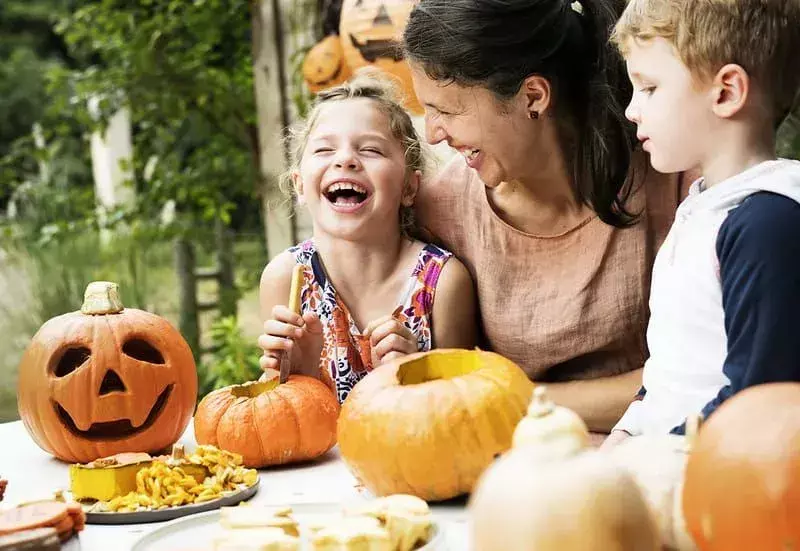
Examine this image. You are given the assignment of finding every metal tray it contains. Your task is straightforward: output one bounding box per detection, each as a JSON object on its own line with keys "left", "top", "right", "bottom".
{"left": 84, "top": 478, "right": 259, "bottom": 525}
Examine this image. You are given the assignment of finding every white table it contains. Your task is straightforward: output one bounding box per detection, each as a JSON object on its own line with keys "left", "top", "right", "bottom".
{"left": 0, "top": 421, "right": 468, "bottom": 550}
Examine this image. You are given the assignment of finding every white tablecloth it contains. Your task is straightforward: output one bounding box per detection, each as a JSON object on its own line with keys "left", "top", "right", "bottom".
{"left": 0, "top": 421, "right": 468, "bottom": 550}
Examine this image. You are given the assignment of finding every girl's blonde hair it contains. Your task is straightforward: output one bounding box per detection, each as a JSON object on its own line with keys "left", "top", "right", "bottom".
{"left": 284, "top": 70, "right": 425, "bottom": 236}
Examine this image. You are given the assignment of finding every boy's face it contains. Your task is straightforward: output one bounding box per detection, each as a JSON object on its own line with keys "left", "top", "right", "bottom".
{"left": 623, "top": 37, "right": 717, "bottom": 174}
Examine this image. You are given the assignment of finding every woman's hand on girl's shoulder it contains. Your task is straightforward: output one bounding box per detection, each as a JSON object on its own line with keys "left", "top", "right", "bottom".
{"left": 258, "top": 251, "right": 324, "bottom": 378}
{"left": 432, "top": 256, "right": 478, "bottom": 350}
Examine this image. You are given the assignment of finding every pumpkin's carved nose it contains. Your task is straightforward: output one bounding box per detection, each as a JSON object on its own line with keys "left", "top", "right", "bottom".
{"left": 372, "top": 4, "right": 392, "bottom": 25}
{"left": 99, "top": 370, "right": 127, "bottom": 395}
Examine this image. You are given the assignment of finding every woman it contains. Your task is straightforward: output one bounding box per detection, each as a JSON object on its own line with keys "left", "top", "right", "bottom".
{"left": 403, "top": 0, "right": 689, "bottom": 432}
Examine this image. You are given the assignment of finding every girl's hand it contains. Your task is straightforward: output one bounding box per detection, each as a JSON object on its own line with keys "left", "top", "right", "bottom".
{"left": 599, "top": 429, "right": 632, "bottom": 450}
{"left": 366, "top": 314, "right": 418, "bottom": 365}
{"left": 258, "top": 305, "right": 324, "bottom": 378}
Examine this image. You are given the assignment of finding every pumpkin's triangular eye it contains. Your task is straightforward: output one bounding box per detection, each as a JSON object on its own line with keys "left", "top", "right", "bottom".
{"left": 53, "top": 347, "right": 91, "bottom": 377}
{"left": 122, "top": 339, "right": 165, "bottom": 365}
{"left": 99, "top": 369, "right": 127, "bottom": 395}
{"left": 372, "top": 3, "right": 392, "bottom": 26}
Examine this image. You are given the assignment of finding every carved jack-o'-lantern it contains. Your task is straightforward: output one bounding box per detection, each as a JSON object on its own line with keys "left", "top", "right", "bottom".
{"left": 339, "top": 0, "right": 422, "bottom": 114}
{"left": 17, "top": 282, "right": 197, "bottom": 464}
{"left": 302, "top": 35, "right": 353, "bottom": 94}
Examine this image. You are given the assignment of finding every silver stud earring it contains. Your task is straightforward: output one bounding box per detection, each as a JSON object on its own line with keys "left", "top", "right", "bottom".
{"left": 528, "top": 111, "right": 539, "bottom": 120}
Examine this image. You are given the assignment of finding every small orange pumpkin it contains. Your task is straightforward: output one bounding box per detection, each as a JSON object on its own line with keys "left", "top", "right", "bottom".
{"left": 303, "top": 35, "right": 353, "bottom": 94}
{"left": 337, "top": 349, "right": 534, "bottom": 501}
{"left": 682, "top": 382, "right": 800, "bottom": 551}
{"left": 194, "top": 370, "right": 339, "bottom": 468}
{"left": 339, "top": 0, "right": 422, "bottom": 114}
{"left": 16, "top": 281, "right": 197, "bottom": 464}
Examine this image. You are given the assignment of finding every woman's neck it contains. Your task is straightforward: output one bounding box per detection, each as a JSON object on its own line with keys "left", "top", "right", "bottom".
{"left": 487, "top": 147, "right": 591, "bottom": 235}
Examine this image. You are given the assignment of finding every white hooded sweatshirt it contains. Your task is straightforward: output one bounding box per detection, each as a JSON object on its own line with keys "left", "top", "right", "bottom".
{"left": 615, "top": 159, "right": 800, "bottom": 435}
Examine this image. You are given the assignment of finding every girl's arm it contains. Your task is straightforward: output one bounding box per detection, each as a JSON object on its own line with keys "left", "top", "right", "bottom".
{"left": 431, "top": 257, "right": 478, "bottom": 349}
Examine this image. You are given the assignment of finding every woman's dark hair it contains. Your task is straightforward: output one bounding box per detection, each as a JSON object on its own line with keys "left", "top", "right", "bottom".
{"left": 403, "top": 0, "right": 638, "bottom": 227}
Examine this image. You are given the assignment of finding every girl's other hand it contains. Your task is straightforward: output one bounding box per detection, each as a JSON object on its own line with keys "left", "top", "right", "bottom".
{"left": 366, "top": 314, "right": 418, "bottom": 366}
{"left": 258, "top": 305, "right": 324, "bottom": 378}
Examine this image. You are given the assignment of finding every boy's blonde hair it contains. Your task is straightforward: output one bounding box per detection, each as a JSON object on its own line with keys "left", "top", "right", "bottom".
{"left": 284, "top": 70, "right": 424, "bottom": 235}
{"left": 612, "top": 0, "right": 800, "bottom": 123}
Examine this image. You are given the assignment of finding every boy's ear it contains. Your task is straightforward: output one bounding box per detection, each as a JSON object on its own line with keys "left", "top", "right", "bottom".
{"left": 402, "top": 170, "right": 421, "bottom": 206}
{"left": 292, "top": 171, "right": 306, "bottom": 205}
{"left": 711, "top": 63, "right": 749, "bottom": 119}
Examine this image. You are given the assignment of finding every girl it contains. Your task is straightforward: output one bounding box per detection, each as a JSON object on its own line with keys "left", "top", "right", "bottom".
{"left": 257, "top": 74, "right": 477, "bottom": 403}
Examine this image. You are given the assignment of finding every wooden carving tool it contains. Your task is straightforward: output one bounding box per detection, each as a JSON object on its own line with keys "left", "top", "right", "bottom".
{"left": 279, "top": 264, "right": 305, "bottom": 384}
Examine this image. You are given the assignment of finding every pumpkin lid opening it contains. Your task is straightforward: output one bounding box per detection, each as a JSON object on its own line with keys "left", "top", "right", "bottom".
{"left": 230, "top": 380, "right": 280, "bottom": 398}
{"left": 81, "top": 281, "right": 124, "bottom": 315}
{"left": 397, "top": 350, "right": 481, "bottom": 385}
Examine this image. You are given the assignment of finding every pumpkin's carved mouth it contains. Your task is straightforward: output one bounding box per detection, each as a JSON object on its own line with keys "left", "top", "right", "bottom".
{"left": 53, "top": 384, "right": 174, "bottom": 441}
{"left": 348, "top": 33, "right": 403, "bottom": 63}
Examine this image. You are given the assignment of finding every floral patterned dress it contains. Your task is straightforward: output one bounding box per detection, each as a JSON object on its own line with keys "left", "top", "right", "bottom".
{"left": 289, "top": 239, "right": 452, "bottom": 403}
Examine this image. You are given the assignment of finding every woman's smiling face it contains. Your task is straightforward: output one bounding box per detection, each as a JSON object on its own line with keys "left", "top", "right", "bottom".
{"left": 410, "top": 63, "right": 539, "bottom": 188}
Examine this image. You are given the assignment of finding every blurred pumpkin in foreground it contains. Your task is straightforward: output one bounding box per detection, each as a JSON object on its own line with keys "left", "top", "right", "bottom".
{"left": 682, "top": 383, "right": 800, "bottom": 551}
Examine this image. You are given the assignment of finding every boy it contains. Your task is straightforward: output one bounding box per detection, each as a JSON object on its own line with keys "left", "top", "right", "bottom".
{"left": 606, "top": 0, "right": 800, "bottom": 443}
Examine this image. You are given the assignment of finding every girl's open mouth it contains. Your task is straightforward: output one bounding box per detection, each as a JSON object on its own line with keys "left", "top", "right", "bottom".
{"left": 324, "top": 182, "right": 371, "bottom": 211}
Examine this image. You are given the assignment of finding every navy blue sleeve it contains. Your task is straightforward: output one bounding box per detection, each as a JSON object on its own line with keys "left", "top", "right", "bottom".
{"left": 671, "top": 192, "right": 800, "bottom": 435}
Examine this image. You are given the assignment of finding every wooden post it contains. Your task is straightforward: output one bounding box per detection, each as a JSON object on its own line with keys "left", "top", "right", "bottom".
{"left": 252, "top": 0, "right": 296, "bottom": 259}
{"left": 174, "top": 237, "right": 200, "bottom": 358}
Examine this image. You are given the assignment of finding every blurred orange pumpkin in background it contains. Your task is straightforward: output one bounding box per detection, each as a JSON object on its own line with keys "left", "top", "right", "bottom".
{"left": 302, "top": 35, "right": 352, "bottom": 94}
{"left": 339, "top": 0, "right": 421, "bottom": 114}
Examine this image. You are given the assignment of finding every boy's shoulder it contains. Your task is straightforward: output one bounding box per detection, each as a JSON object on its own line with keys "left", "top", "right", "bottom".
{"left": 719, "top": 191, "right": 800, "bottom": 251}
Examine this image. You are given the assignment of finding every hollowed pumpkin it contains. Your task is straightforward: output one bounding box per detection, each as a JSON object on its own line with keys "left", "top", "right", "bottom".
{"left": 339, "top": 0, "right": 422, "bottom": 114}
{"left": 337, "top": 349, "right": 534, "bottom": 501}
{"left": 193, "top": 370, "right": 340, "bottom": 468}
{"left": 16, "top": 282, "right": 197, "bottom": 464}
{"left": 682, "top": 383, "right": 800, "bottom": 551}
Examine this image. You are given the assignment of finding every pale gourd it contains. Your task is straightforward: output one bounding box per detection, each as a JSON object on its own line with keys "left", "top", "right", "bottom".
{"left": 511, "top": 385, "right": 589, "bottom": 460}
{"left": 470, "top": 449, "right": 660, "bottom": 551}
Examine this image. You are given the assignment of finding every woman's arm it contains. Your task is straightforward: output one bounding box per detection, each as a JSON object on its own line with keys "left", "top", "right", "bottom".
{"left": 543, "top": 367, "right": 643, "bottom": 433}
{"left": 431, "top": 257, "right": 478, "bottom": 349}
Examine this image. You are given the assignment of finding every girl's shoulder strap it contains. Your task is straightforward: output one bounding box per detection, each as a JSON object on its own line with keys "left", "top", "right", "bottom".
{"left": 397, "top": 242, "right": 453, "bottom": 310}
{"left": 289, "top": 238, "right": 317, "bottom": 266}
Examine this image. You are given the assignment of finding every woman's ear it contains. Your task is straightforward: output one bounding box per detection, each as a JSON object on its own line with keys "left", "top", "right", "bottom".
{"left": 402, "top": 170, "right": 422, "bottom": 206}
{"left": 520, "top": 75, "right": 552, "bottom": 118}
{"left": 292, "top": 171, "right": 306, "bottom": 205}
{"left": 711, "top": 63, "right": 749, "bottom": 119}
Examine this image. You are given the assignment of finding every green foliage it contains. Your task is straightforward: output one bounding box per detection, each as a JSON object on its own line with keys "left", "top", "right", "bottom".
{"left": 199, "top": 316, "right": 263, "bottom": 397}
{"left": 49, "top": 0, "right": 260, "bottom": 227}
{"left": 777, "top": 108, "right": 800, "bottom": 160}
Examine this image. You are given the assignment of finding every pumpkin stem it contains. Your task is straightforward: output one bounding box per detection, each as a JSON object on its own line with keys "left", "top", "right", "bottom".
{"left": 171, "top": 444, "right": 186, "bottom": 461}
{"left": 81, "top": 281, "right": 124, "bottom": 315}
{"left": 526, "top": 386, "right": 554, "bottom": 418}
